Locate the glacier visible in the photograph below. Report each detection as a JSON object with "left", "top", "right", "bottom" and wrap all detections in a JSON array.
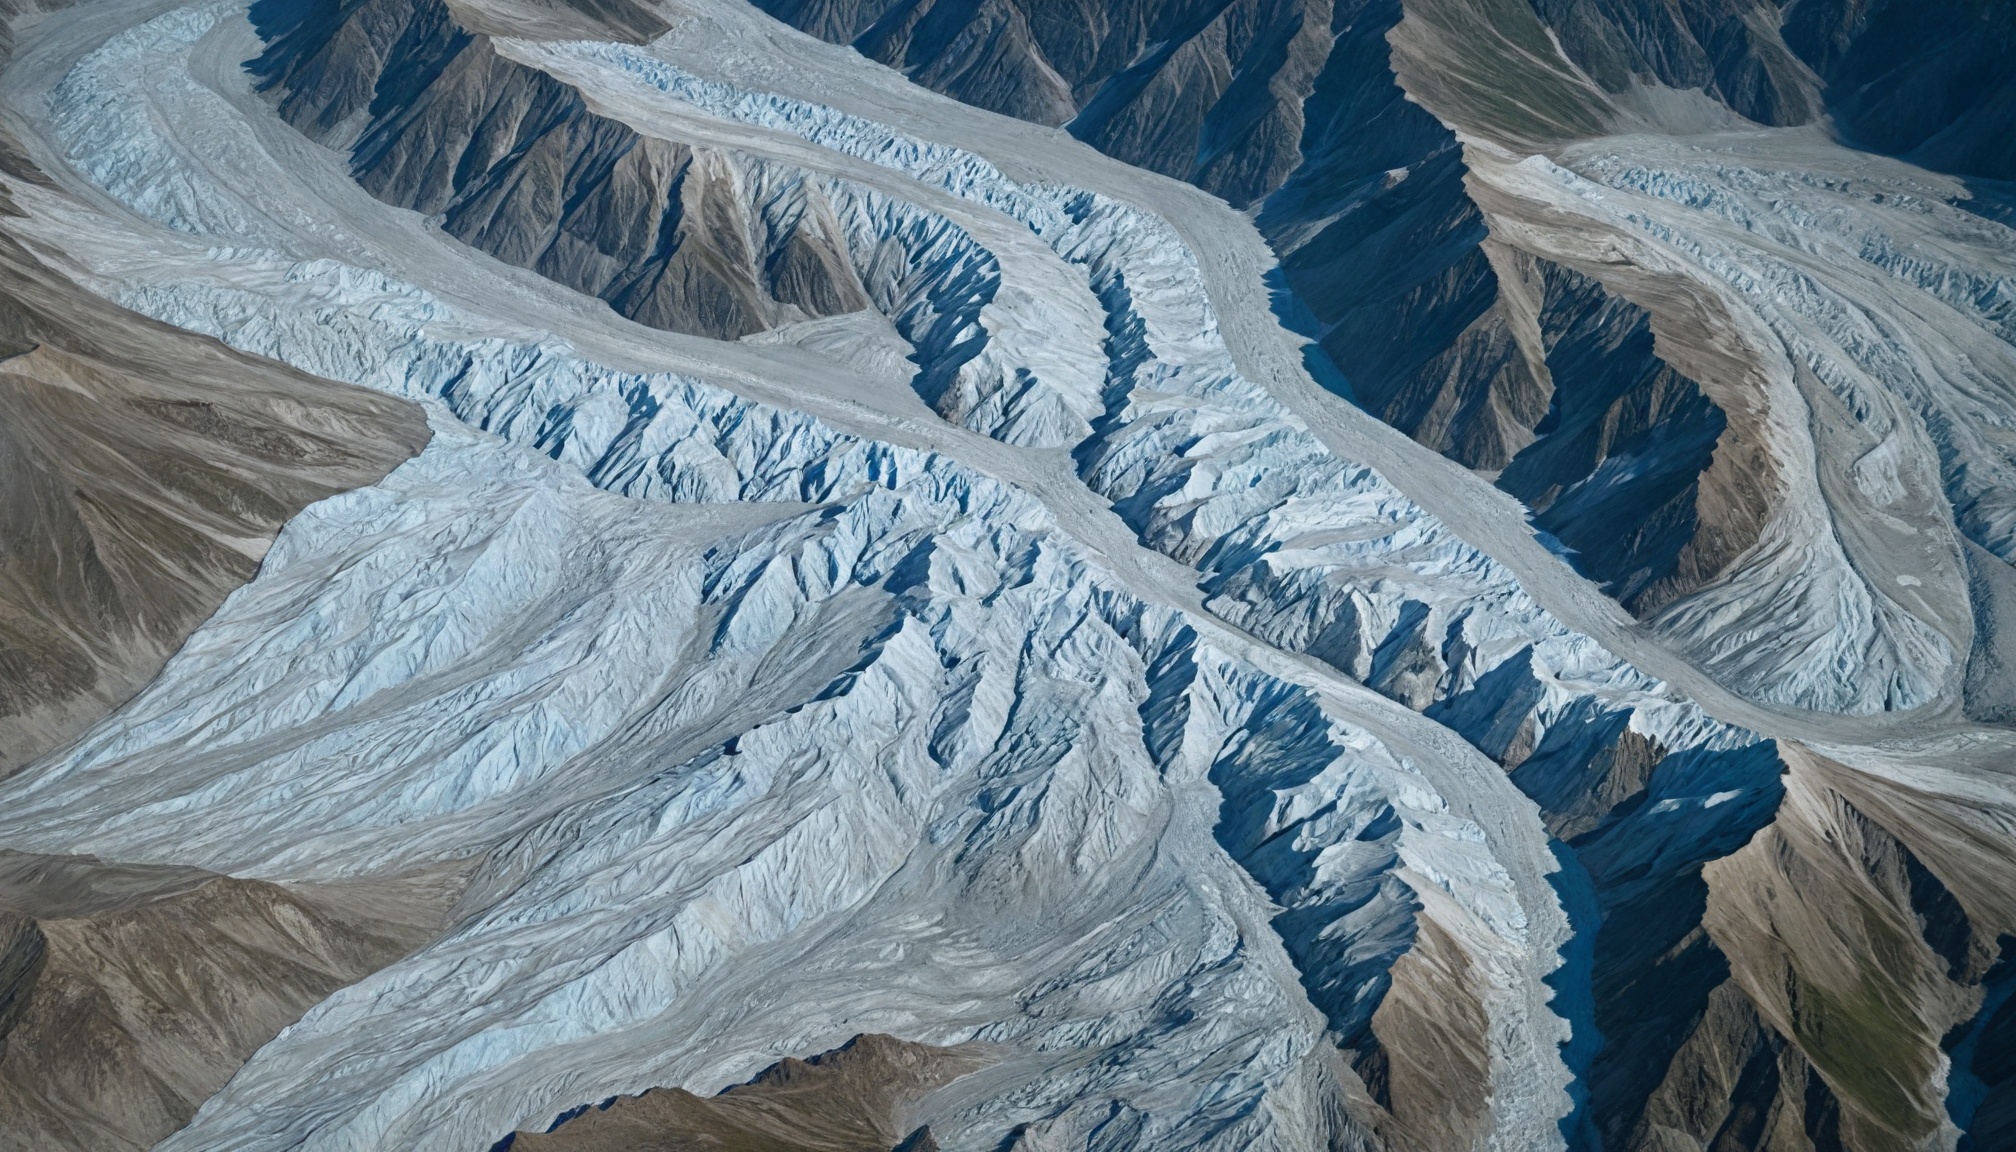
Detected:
[{"left": 11, "top": 0, "right": 1999, "bottom": 1148}]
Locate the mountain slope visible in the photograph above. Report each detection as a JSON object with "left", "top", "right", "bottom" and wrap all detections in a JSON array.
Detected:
[
  {"left": 0, "top": 212, "right": 426, "bottom": 776},
  {"left": 0, "top": 851, "right": 456, "bottom": 1152}
]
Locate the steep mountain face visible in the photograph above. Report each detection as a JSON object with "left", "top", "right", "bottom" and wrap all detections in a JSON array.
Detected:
[
  {"left": 1780, "top": 0, "right": 2016, "bottom": 180},
  {"left": 0, "top": 0, "right": 2011, "bottom": 1150},
  {"left": 752, "top": 0, "right": 1329, "bottom": 205},
  {"left": 251, "top": 0, "right": 868, "bottom": 340},
  {"left": 0, "top": 209, "right": 426, "bottom": 776},
  {"left": 0, "top": 851, "right": 455, "bottom": 1152}
]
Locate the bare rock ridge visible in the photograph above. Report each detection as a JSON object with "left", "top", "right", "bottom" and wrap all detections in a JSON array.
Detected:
[
  {"left": 497, "top": 1034, "right": 987, "bottom": 1151},
  {"left": 0, "top": 224, "right": 427, "bottom": 776},
  {"left": 250, "top": 0, "right": 873, "bottom": 341},
  {"left": 1492, "top": 255, "right": 1765, "bottom": 614},
  {"left": 1339, "top": 244, "right": 1767, "bottom": 614},
  {"left": 0, "top": 851, "right": 457, "bottom": 1152},
  {"left": 764, "top": 0, "right": 2011, "bottom": 181}
]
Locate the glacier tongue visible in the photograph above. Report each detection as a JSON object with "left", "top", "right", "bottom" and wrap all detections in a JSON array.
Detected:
[
  {"left": 0, "top": 336, "right": 1524, "bottom": 1150},
  {"left": 26, "top": 248, "right": 1554, "bottom": 1146}
]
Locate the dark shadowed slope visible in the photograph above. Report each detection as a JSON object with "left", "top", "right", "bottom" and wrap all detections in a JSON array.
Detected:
[{"left": 1782, "top": 0, "right": 2016, "bottom": 180}]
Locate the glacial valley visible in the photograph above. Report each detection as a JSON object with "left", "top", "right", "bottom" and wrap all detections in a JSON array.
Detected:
[{"left": 0, "top": 0, "right": 2011, "bottom": 1149}]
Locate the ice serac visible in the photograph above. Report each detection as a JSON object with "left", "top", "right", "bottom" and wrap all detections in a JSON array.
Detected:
[
  {"left": 0, "top": 209, "right": 426, "bottom": 776},
  {"left": 0, "top": 361, "right": 1423, "bottom": 1151}
]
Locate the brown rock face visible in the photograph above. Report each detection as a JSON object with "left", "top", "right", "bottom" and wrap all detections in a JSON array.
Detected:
[
  {"left": 1541, "top": 737, "right": 2016, "bottom": 1152},
  {"left": 501, "top": 1034, "right": 989, "bottom": 1152},
  {"left": 1700, "top": 750, "right": 2008, "bottom": 1152},
  {"left": 1351, "top": 916, "right": 1491, "bottom": 1152},
  {"left": 0, "top": 228, "right": 428, "bottom": 776},
  {"left": 0, "top": 852, "right": 459, "bottom": 1152},
  {"left": 1326, "top": 238, "right": 1773, "bottom": 616},
  {"left": 250, "top": 0, "right": 874, "bottom": 342},
  {"left": 1492, "top": 254, "right": 1768, "bottom": 615}
]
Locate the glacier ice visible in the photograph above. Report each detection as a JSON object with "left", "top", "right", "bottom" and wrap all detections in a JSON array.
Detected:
[{"left": 0, "top": 4, "right": 1871, "bottom": 1149}]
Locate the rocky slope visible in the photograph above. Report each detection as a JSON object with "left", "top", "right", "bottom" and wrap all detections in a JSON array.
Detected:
[
  {"left": 0, "top": 851, "right": 455, "bottom": 1152},
  {"left": 501, "top": 1033, "right": 985, "bottom": 1151},
  {"left": 0, "top": 208, "right": 425, "bottom": 775}
]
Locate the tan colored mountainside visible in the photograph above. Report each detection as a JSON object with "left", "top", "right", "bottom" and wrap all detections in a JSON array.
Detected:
[
  {"left": 504, "top": 1033, "right": 989, "bottom": 1152},
  {"left": 0, "top": 851, "right": 463, "bottom": 1152},
  {"left": 0, "top": 224, "right": 428, "bottom": 774}
]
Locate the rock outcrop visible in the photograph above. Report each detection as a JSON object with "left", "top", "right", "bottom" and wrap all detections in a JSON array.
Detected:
[
  {"left": 250, "top": 0, "right": 872, "bottom": 341},
  {"left": 0, "top": 851, "right": 455, "bottom": 1152},
  {"left": 502, "top": 1034, "right": 987, "bottom": 1151},
  {"left": 0, "top": 225, "right": 426, "bottom": 776}
]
